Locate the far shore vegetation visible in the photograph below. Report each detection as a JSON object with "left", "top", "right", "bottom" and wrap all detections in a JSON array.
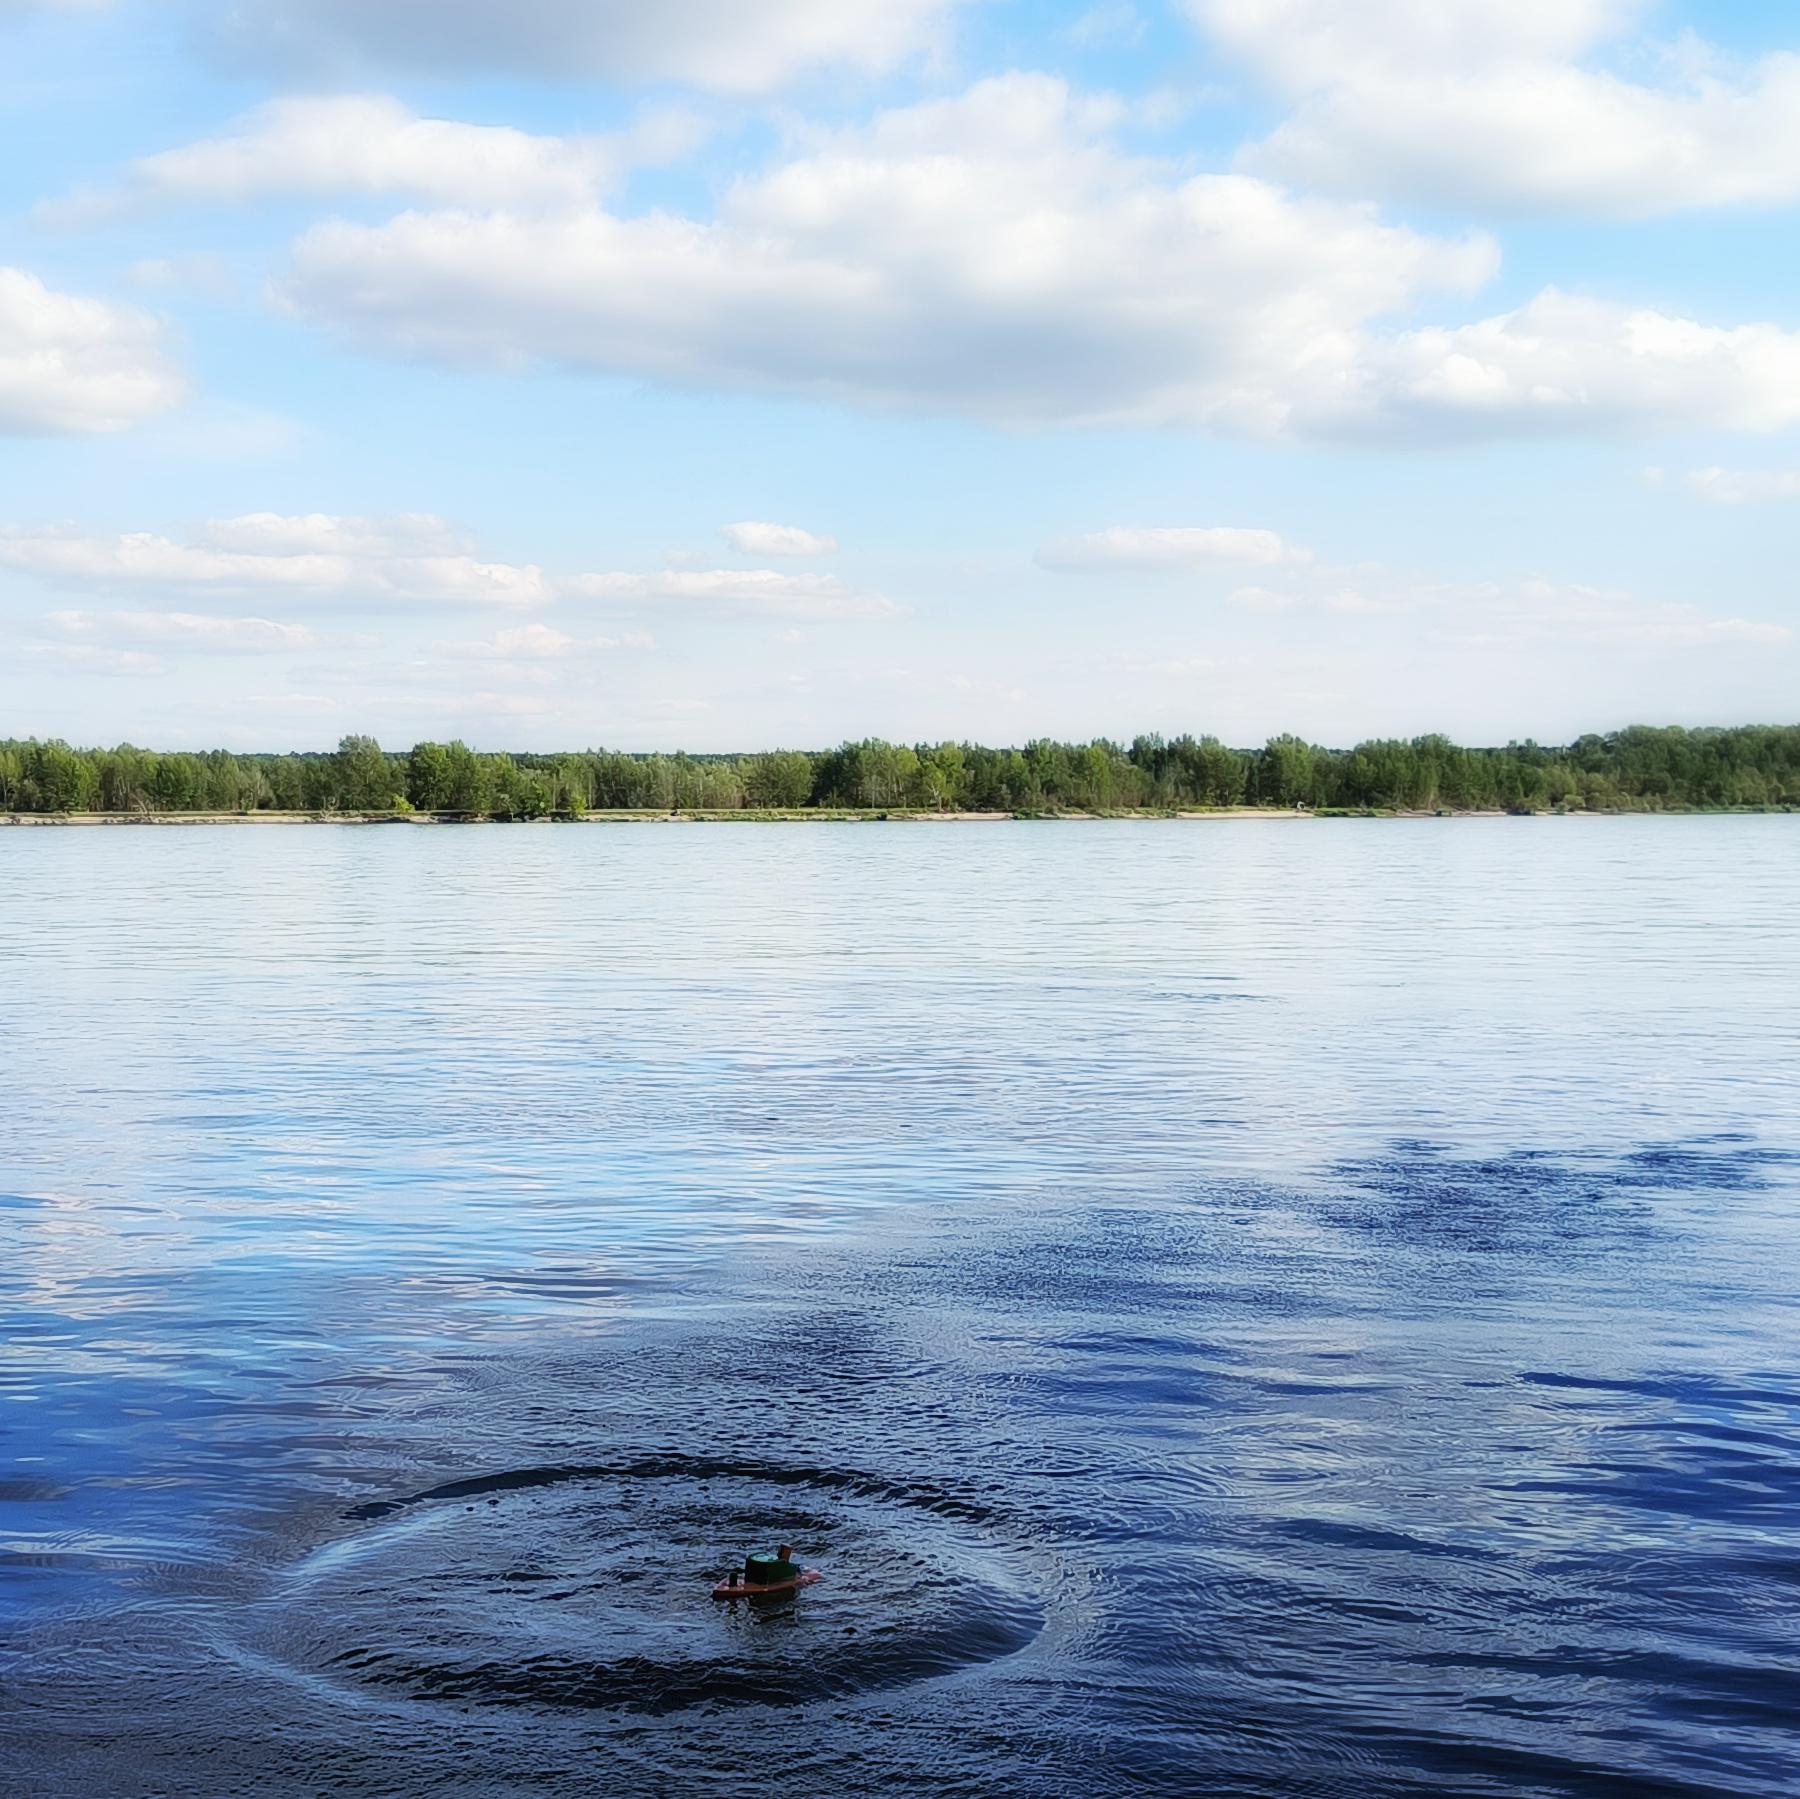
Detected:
[{"left": 2, "top": 725, "right": 1797, "bottom": 820}]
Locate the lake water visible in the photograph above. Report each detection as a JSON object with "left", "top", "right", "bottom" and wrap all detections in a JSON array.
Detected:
[{"left": 4, "top": 818, "right": 1799, "bottom": 1797}]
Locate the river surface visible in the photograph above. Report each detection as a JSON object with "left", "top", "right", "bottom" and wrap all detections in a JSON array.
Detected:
[{"left": 3, "top": 818, "right": 1799, "bottom": 1797}]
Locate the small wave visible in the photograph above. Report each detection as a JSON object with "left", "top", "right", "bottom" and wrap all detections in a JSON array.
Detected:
[{"left": 245, "top": 1460, "right": 1044, "bottom": 1717}]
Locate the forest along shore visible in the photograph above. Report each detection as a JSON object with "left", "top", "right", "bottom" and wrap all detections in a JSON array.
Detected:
[
  {"left": 7, "top": 807, "right": 1776, "bottom": 827},
  {"left": 3, "top": 726, "right": 1796, "bottom": 816},
  {"left": 2, "top": 808, "right": 1319, "bottom": 826}
]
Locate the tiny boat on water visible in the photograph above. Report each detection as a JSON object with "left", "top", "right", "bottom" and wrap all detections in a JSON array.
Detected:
[{"left": 711, "top": 1543, "right": 821, "bottom": 1599}]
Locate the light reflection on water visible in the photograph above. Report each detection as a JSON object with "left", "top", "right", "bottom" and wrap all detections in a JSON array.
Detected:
[{"left": 3, "top": 819, "right": 1799, "bottom": 1796}]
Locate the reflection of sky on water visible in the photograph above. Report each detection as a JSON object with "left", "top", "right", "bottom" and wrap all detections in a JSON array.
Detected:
[{"left": 4, "top": 820, "right": 1799, "bottom": 1795}]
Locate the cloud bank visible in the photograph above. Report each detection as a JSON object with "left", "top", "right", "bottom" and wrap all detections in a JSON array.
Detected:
[
  {"left": 265, "top": 76, "right": 1800, "bottom": 444},
  {"left": 1, "top": 514, "right": 897, "bottom": 621},
  {"left": 0, "top": 515, "right": 552, "bottom": 607}
]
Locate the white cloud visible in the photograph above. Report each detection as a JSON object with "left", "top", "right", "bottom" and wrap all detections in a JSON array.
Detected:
[
  {"left": 1188, "top": 0, "right": 1800, "bottom": 217},
  {"left": 1318, "top": 291, "right": 1800, "bottom": 443},
  {"left": 0, "top": 266, "right": 184, "bottom": 435},
  {"left": 0, "top": 516, "right": 550, "bottom": 607},
  {"left": 1038, "top": 525, "right": 1309, "bottom": 570},
  {"left": 48, "top": 608, "right": 316, "bottom": 651},
  {"left": 436, "top": 622, "right": 655, "bottom": 658},
  {"left": 722, "top": 520, "right": 838, "bottom": 557},
  {"left": 273, "top": 74, "right": 1800, "bottom": 444},
  {"left": 281, "top": 75, "right": 1504, "bottom": 438},
  {"left": 1685, "top": 467, "right": 1800, "bottom": 506},
  {"left": 567, "top": 568, "right": 898, "bottom": 620},
  {"left": 214, "top": 0, "right": 967, "bottom": 93},
  {"left": 46, "top": 96, "right": 707, "bottom": 222},
  {"left": 0, "top": 515, "right": 893, "bottom": 628}
]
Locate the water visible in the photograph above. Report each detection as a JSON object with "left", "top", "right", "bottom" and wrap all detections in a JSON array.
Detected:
[{"left": 3, "top": 818, "right": 1798, "bottom": 1797}]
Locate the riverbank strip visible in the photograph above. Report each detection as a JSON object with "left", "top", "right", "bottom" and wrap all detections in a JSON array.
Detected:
[{"left": 7, "top": 806, "right": 1788, "bottom": 827}]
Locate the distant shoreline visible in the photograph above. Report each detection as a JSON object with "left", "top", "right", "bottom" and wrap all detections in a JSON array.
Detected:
[
  {"left": 8, "top": 726, "right": 1793, "bottom": 815},
  {"left": 5, "top": 806, "right": 1791, "bottom": 828}
]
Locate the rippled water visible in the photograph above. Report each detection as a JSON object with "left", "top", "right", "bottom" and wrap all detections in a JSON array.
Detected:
[{"left": 4, "top": 819, "right": 1798, "bottom": 1797}]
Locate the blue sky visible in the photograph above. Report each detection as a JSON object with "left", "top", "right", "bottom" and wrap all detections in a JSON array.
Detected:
[{"left": 2, "top": 0, "right": 1797, "bottom": 751}]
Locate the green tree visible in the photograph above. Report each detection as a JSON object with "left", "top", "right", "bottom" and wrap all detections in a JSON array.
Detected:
[
  {"left": 333, "top": 735, "right": 391, "bottom": 812},
  {"left": 407, "top": 741, "right": 454, "bottom": 811},
  {"left": 745, "top": 751, "right": 814, "bottom": 808},
  {"left": 1256, "top": 735, "right": 1321, "bottom": 808},
  {"left": 915, "top": 742, "right": 968, "bottom": 811}
]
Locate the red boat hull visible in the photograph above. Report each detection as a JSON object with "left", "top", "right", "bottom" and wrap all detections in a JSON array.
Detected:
[{"left": 711, "top": 1569, "right": 822, "bottom": 1600}]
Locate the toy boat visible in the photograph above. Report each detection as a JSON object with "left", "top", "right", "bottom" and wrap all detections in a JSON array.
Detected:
[{"left": 711, "top": 1543, "right": 821, "bottom": 1600}]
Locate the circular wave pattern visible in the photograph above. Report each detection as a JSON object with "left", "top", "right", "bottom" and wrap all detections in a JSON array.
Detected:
[{"left": 251, "top": 1458, "right": 1044, "bottom": 1715}]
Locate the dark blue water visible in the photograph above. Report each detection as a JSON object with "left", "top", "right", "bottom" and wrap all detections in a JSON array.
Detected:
[{"left": 4, "top": 819, "right": 1798, "bottom": 1797}]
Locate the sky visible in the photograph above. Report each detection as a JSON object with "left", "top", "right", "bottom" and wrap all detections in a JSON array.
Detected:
[{"left": 2, "top": 0, "right": 1798, "bottom": 753}]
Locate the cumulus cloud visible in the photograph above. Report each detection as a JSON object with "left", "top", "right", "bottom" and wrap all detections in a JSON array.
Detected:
[
  {"left": 0, "top": 266, "right": 184, "bottom": 435},
  {"left": 1037, "top": 526, "right": 1309, "bottom": 570},
  {"left": 0, "top": 515, "right": 550, "bottom": 607},
  {"left": 48, "top": 608, "right": 316, "bottom": 650},
  {"left": 1188, "top": 0, "right": 1800, "bottom": 217},
  {"left": 212, "top": 0, "right": 966, "bottom": 93},
  {"left": 722, "top": 521, "right": 838, "bottom": 557},
  {"left": 1685, "top": 467, "right": 1800, "bottom": 506},
  {"left": 566, "top": 568, "right": 898, "bottom": 620},
  {"left": 280, "top": 75, "right": 1504, "bottom": 438},
  {"left": 271, "top": 74, "right": 1800, "bottom": 444},
  {"left": 1319, "top": 291, "right": 1800, "bottom": 443},
  {"left": 436, "top": 622, "right": 655, "bottom": 658},
  {"left": 45, "top": 96, "right": 706, "bottom": 222}
]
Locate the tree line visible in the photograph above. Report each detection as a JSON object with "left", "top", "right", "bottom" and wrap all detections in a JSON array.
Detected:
[{"left": 2, "top": 725, "right": 1797, "bottom": 817}]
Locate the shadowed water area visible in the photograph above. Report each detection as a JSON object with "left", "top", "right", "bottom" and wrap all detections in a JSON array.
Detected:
[{"left": 3, "top": 819, "right": 1798, "bottom": 1797}]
